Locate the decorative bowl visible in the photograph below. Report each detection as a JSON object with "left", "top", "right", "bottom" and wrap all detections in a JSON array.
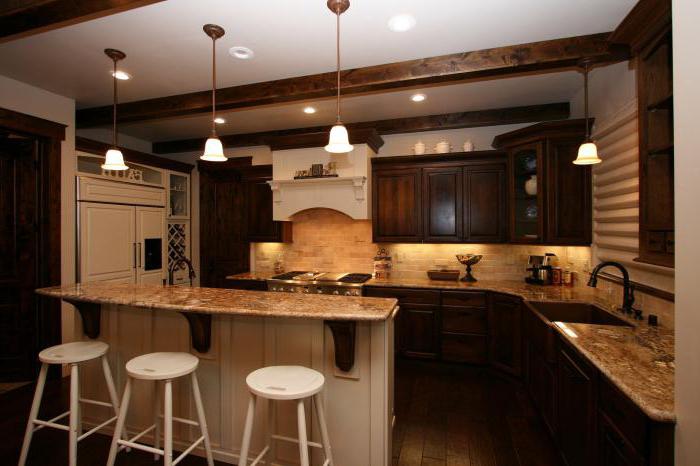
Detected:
[{"left": 455, "top": 254, "right": 482, "bottom": 282}]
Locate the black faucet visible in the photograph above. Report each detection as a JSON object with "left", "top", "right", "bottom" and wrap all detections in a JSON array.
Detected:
[
  {"left": 587, "top": 261, "right": 640, "bottom": 319},
  {"left": 168, "top": 252, "right": 196, "bottom": 286}
]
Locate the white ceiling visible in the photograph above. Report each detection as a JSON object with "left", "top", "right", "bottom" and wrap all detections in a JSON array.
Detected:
[
  {"left": 118, "top": 71, "right": 582, "bottom": 142},
  {"left": 0, "top": 0, "right": 635, "bottom": 109}
]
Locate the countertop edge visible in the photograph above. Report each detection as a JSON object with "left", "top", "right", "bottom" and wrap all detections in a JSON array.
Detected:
[{"left": 36, "top": 287, "right": 399, "bottom": 322}]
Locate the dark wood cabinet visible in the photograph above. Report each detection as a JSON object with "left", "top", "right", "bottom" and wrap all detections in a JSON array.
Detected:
[
  {"left": 598, "top": 413, "right": 645, "bottom": 466},
  {"left": 372, "top": 152, "right": 507, "bottom": 244},
  {"left": 422, "top": 166, "right": 463, "bottom": 242},
  {"left": 488, "top": 293, "right": 522, "bottom": 376},
  {"left": 493, "top": 120, "right": 593, "bottom": 245},
  {"left": 242, "top": 166, "right": 292, "bottom": 243},
  {"left": 546, "top": 138, "right": 592, "bottom": 244},
  {"left": 399, "top": 304, "right": 440, "bottom": 359},
  {"left": 557, "top": 343, "right": 597, "bottom": 466},
  {"left": 372, "top": 168, "right": 423, "bottom": 242},
  {"left": 464, "top": 165, "right": 507, "bottom": 242},
  {"left": 610, "top": 0, "right": 673, "bottom": 267}
]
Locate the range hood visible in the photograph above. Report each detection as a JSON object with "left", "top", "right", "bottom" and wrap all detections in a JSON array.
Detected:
[{"left": 268, "top": 144, "right": 375, "bottom": 220}]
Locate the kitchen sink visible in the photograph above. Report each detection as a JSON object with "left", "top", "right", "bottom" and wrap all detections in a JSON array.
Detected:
[{"left": 527, "top": 301, "right": 633, "bottom": 327}]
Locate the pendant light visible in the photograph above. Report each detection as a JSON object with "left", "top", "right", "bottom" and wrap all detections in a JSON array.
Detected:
[
  {"left": 324, "top": 0, "right": 354, "bottom": 154},
  {"left": 200, "top": 24, "right": 227, "bottom": 162},
  {"left": 101, "top": 49, "right": 129, "bottom": 171},
  {"left": 573, "top": 58, "right": 602, "bottom": 165}
]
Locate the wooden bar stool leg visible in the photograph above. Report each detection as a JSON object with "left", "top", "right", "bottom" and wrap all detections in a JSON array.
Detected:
[
  {"left": 153, "top": 380, "right": 161, "bottom": 460},
  {"left": 313, "top": 393, "right": 334, "bottom": 466},
  {"left": 266, "top": 398, "right": 276, "bottom": 465},
  {"left": 297, "top": 399, "right": 310, "bottom": 466},
  {"left": 107, "top": 377, "right": 132, "bottom": 466},
  {"left": 18, "top": 363, "right": 48, "bottom": 466},
  {"left": 239, "top": 393, "right": 257, "bottom": 466},
  {"left": 164, "top": 380, "right": 173, "bottom": 466},
  {"left": 192, "top": 372, "right": 215, "bottom": 466},
  {"left": 68, "top": 364, "right": 80, "bottom": 466}
]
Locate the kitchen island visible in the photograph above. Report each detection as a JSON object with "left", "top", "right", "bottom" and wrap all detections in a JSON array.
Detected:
[{"left": 37, "top": 282, "right": 398, "bottom": 466}]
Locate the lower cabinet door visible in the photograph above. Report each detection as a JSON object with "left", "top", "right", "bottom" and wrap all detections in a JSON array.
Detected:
[
  {"left": 526, "top": 343, "right": 557, "bottom": 436},
  {"left": 441, "top": 333, "right": 488, "bottom": 363},
  {"left": 488, "top": 293, "right": 523, "bottom": 376},
  {"left": 398, "top": 305, "right": 440, "bottom": 359},
  {"left": 557, "top": 345, "right": 597, "bottom": 466},
  {"left": 598, "top": 413, "right": 645, "bottom": 466}
]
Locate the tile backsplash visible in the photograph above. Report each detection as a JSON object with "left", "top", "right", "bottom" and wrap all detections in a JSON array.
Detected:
[{"left": 252, "top": 208, "right": 591, "bottom": 280}]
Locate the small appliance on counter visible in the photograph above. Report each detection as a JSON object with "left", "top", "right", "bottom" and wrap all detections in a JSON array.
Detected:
[{"left": 525, "top": 253, "right": 557, "bottom": 285}]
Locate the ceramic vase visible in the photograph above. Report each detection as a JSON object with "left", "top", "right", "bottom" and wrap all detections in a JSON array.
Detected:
[{"left": 525, "top": 174, "right": 537, "bottom": 195}]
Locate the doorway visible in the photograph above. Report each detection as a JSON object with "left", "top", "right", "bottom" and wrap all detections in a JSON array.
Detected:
[{"left": 0, "top": 108, "right": 65, "bottom": 383}]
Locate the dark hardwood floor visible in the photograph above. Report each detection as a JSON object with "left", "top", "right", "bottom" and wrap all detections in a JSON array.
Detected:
[
  {"left": 1, "top": 361, "right": 560, "bottom": 466},
  {"left": 393, "top": 360, "right": 562, "bottom": 466}
]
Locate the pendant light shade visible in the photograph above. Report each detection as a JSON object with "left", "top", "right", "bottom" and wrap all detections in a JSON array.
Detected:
[
  {"left": 325, "top": 0, "right": 353, "bottom": 154},
  {"left": 201, "top": 136, "right": 227, "bottom": 161},
  {"left": 574, "top": 58, "right": 602, "bottom": 166},
  {"left": 102, "top": 148, "right": 128, "bottom": 170},
  {"left": 102, "top": 48, "right": 128, "bottom": 171},
  {"left": 574, "top": 142, "right": 601, "bottom": 165},
  {"left": 325, "top": 123, "right": 354, "bottom": 153},
  {"left": 201, "top": 24, "right": 227, "bottom": 162}
]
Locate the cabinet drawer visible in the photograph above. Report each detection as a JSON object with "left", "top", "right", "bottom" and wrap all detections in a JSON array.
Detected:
[
  {"left": 442, "top": 308, "right": 487, "bottom": 335},
  {"left": 441, "top": 333, "right": 487, "bottom": 363},
  {"left": 364, "top": 286, "right": 440, "bottom": 305},
  {"left": 599, "top": 377, "right": 648, "bottom": 452},
  {"left": 441, "top": 291, "right": 487, "bottom": 308}
]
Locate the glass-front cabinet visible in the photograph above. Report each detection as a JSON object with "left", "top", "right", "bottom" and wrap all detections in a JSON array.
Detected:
[
  {"left": 510, "top": 143, "right": 544, "bottom": 242},
  {"left": 167, "top": 172, "right": 190, "bottom": 219}
]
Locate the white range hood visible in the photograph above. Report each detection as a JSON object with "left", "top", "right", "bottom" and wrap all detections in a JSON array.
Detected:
[{"left": 269, "top": 144, "right": 375, "bottom": 220}]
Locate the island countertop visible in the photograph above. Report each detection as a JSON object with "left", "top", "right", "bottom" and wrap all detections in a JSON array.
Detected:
[{"left": 36, "top": 282, "right": 398, "bottom": 321}]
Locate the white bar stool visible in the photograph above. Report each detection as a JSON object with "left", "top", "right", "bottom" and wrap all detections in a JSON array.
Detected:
[
  {"left": 106, "top": 352, "right": 214, "bottom": 466},
  {"left": 18, "top": 341, "right": 122, "bottom": 466},
  {"left": 239, "top": 365, "right": 333, "bottom": 466}
]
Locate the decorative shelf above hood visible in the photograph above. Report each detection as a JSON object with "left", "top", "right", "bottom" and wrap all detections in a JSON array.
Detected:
[{"left": 267, "top": 176, "right": 368, "bottom": 220}]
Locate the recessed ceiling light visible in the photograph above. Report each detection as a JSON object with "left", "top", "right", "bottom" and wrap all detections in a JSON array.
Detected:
[
  {"left": 411, "top": 93, "right": 426, "bottom": 102},
  {"left": 303, "top": 106, "right": 317, "bottom": 114},
  {"left": 214, "top": 117, "right": 226, "bottom": 124},
  {"left": 229, "top": 46, "right": 254, "bottom": 60},
  {"left": 111, "top": 70, "right": 131, "bottom": 80},
  {"left": 388, "top": 14, "right": 416, "bottom": 32}
]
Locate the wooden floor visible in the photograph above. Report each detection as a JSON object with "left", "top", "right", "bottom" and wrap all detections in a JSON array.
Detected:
[
  {"left": 393, "top": 360, "right": 562, "bottom": 466},
  {"left": 1, "top": 361, "right": 561, "bottom": 466}
]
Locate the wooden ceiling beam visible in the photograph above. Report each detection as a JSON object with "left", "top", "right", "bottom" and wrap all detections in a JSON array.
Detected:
[
  {"left": 0, "top": 1, "right": 165, "bottom": 44},
  {"left": 79, "top": 33, "right": 625, "bottom": 128},
  {"left": 152, "top": 102, "right": 569, "bottom": 154}
]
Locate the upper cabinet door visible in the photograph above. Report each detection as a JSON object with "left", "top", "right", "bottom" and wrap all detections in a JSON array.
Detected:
[
  {"left": 167, "top": 172, "right": 190, "bottom": 219},
  {"left": 509, "top": 143, "right": 544, "bottom": 243},
  {"left": 546, "top": 139, "right": 592, "bottom": 245},
  {"left": 373, "top": 168, "right": 423, "bottom": 242},
  {"left": 423, "top": 166, "right": 463, "bottom": 242},
  {"left": 464, "top": 164, "right": 506, "bottom": 242},
  {"left": 246, "top": 179, "right": 293, "bottom": 243}
]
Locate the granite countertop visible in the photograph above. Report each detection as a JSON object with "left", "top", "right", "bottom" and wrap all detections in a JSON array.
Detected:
[
  {"left": 555, "top": 322, "right": 674, "bottom": 422},
  {"left": 36, "top": 282, "right": 398, "bottom": 321},
  {"left": 228, "top": 272, "right": 674, "bottom": 422}
]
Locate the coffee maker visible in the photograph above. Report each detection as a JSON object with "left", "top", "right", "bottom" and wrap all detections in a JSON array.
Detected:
[{"left": 525, "top": 253, "right": 557, "bottom": 285}]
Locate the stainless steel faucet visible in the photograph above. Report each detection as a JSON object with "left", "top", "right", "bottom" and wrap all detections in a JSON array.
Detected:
[
  {"left": 168, "top": 252, "right": 196, "bottom": 286},
  {"left": 587, "top": 261, "right": 641, "bottom": 319}
]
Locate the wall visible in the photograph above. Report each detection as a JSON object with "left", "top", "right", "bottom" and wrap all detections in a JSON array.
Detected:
[
  {"left": 570, "top": 61, "right": 674, "bottom": 327},
  {"left": 77, "top": 127, "right": 154, "bottom": 154},
  {"left": 252, "top": 208, "right": 591, "bottom": 281},
  {"left": 673, "top": 0, "right": 700, "bottom": 463},
  {"left": 0, "top": 74, "right": 78, "bottom": 343}
]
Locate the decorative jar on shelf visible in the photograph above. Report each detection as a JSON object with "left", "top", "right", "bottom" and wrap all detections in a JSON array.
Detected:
[
  {"left": 435, "top": 141, "right": 451, "bottom": 153},
  {"left": 463, "top": 140, "right": 474, "bottom": 152},
  {"left": 413, "top": 141, "right": 426, "bottom": 155},
  {"left": 524, "top": 174, "right": 538, "bottom": 195}
]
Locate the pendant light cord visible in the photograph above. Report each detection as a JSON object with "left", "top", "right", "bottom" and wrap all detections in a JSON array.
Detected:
[
  {"left": 584, "top": 63, "right": 590, "bottom": 141},
  {"left": 211, "top": 35, "right": 217, "bottom": 136},
  {"left": 112, "top": 58, "right": 118, "bottom": 148},
  {"left": 336, "top": 9, "right": 341, "bottom": 124}
]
